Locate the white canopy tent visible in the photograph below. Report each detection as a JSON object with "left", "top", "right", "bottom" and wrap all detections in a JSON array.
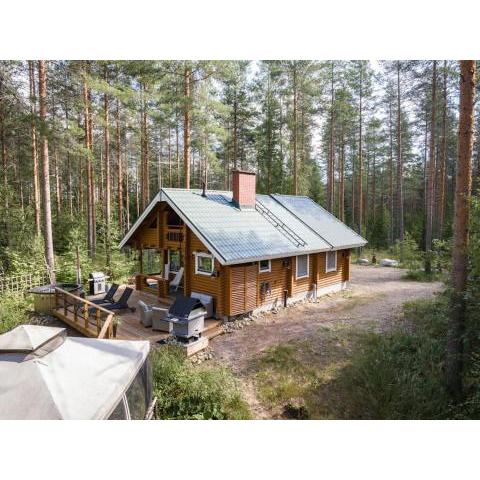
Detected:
[{"left": 0, "top": 325, "right": 151, "bottom": 420}]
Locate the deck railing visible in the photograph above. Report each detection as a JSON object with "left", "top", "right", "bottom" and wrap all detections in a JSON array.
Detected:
[
  {"left": 53, "top": 287, "right": 116, "bottom": 339},
  {"left": 0, "top": 271, "right": 50, "bottom": 296}
]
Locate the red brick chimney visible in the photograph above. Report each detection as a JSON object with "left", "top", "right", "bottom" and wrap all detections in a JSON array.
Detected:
[{"left": 232, "top": 170, "right": 256, "bottom": 209}]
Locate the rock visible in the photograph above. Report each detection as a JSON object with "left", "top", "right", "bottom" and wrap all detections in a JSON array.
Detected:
[
  {"left": 357, "top": 258, "right": 370, "bottom": 265},
  {"left": 380, "top": 258, "right": 399, "bottom": 267}
]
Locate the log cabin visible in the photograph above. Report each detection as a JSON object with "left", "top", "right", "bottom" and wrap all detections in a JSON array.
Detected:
[{"left": 119, "top": 170, "right": 367, "bottom": 320}]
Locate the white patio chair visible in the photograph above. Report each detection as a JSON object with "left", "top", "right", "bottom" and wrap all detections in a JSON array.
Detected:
[{"left": 169, "top": 267, "right": 184, "bottom": 292}]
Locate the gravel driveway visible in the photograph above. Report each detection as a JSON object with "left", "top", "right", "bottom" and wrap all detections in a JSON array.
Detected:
[{"left": 210, "top": 265, "right": 444, "bottom": 374}]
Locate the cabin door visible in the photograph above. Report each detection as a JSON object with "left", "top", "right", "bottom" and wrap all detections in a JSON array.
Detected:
[{"left": 230, "top": 264, "right": 257, "bottom": 315}]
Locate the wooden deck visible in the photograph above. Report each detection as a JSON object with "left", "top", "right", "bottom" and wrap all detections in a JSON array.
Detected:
[{"left": 51, "top": 284, "right": 223, "bottom": 345}]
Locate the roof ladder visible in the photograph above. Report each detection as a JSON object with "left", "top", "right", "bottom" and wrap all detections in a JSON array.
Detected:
[{"left": 255, "top": 199, "right": 307, "bottom": 248}]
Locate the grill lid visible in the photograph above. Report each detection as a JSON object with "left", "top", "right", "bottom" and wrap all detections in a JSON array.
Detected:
[
  {"left": 89, "top": 272, "right": 106, "bottom": 280},
  {"left": 169, "top": 295, "right": 204, "bottom": 318}
]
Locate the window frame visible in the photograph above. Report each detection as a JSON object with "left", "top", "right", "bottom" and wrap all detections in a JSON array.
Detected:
[
  {"left": 258, "top": 259, "right": 271, "bottom": 273},
  {"left": 325, "top": 250, "right": 337, "bottom": 273},
  {"left": 195, "top": 252, "right": 214, "bottom": 276},
  {"left": 295, "top": 254, "right": 309, "bottom": 280},
  {"left": 168, "top": 249, "right": 181, "bottom": 273}
]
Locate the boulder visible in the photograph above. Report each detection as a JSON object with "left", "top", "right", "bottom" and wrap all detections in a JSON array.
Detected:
[
  {"left": 380, "top": 258, "right": 399, "bottom": 267},
  {"left": 357, "top": 258, "right": 370, "bottom": 265}
]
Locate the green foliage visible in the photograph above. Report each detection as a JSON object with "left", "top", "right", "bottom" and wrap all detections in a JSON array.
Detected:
[
  {"left": 0, "top": 293, "right": 32, "bottom": 334},
  {"left": 367, "top": 207, "right": 391, "bottom": 250},
  {"left": 151, "top": 346, "right": 251, "bottom": 420},
  {"left": 1, "top": 236, "right": 46, "bottom": 276},
  {"left": 392, "top": 232, "right": 422, "bottom": 269},
  {"left": 329, "top": 296, "right": 452, "bottom": 419}
]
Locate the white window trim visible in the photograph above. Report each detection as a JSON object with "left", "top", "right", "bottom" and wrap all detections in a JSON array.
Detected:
[
  {"left": 326, "top": 250, "right": 337, "bottom": 273},
  {"left": 168, "top": 249, "right": 181, "bottom": 273},
  {"left": 195, "top": 252, "right": 214, "bottom": 276},
  {"left": 258, "top": 259, "right": 271, "bottom": 273},
  {"left": 295, "top": 254, "right": 309, "bottom": 279}
]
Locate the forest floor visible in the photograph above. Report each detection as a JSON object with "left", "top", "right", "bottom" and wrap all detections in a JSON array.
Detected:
[{"left": 209, "top": 265, "right": 444, "bottom": 419}]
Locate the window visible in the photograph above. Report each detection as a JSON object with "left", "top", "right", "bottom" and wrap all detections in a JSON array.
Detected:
[
  {"left": 296, "top": 254, "right": 309, "bottom": 279},
  {"left": 195, "top": 252, "right": 214, "bottom": 276},
  {"left": 168, "top": 250, "right": 181, "bottom": 273},
  {"left": 259, "top": 259, "right": 271, "bottom": 273},
  {"left": 108, "top": 396, "right": 128, "bottom": 420},
  {"left": 125, "top": 369, "right": 148, "bottom": 420},
  {"left": 326, "top": 250, "right": 337, "bottom": 273}
]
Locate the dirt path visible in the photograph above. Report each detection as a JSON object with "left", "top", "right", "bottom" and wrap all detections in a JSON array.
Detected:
[{"left": 210, "top": 265, "right": 443, "bottom": 374}]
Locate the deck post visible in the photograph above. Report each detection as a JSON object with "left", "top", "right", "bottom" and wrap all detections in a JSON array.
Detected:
[
  {"left": 108, "top": 315, "right": 114, "bottom": 338},
  {"left": 95, "top": 310, "right": 101, "bottom": 335},
  {"left": 84, "top": 304, "right": 89, "bottom": 330},
  {"left": 63, "top": 292, "right": 67, "bottom": 316},
  {"left": 139, "top": 247, "right": 143, "bottom": 274}
]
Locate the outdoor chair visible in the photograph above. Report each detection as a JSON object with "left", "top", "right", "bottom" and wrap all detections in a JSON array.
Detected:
[
  {"left": 137, "top": 300, "right": 171, "bottom": 332},
  {"left": 91, "top": 287, "right": 134, "bottom": 314},
  {"left": 138, "top": 300, "right": 153, "bottom": 327},
  {"left": 89, "top": 283, "right": 119, "bottom": 305},
  {"left": 169, "top": 267, "right": 184, "bottom": 293},
  {"left": 151, "top": 306, "right": 172, "bottom": 332}
]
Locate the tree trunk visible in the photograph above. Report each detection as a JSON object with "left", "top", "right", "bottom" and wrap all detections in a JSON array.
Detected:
[
  {"left": 140, "top": 83, "right": 149, "bottom": 209},
  {"left": 327, "top": 62, "right": 335, "bottom": 211},
  {"left": 0, "top": 72, "right": 8, "bottom": 225},
  {"left": 83, "top": 64, "right": 95, "bottom": 257},
  {"left": 104, "top": 67, "right": 111, "bottom": 265},
  {"left": 233, "top": 95, "right": 238, "bottom": 170},
  {"left": 438, "top": 61, "right": 448, "bottom": 239},
  {"left": 53, "top": 142, "right": 61, "bottom": 217},
  {"left": 396, "top": 62, "right": 404, "bottom": 260},
  {"left": 116, "top": 101, "right": 123, "bottom": 232},
  {"left": 183, "top": 65, "right": 191, "bottom": 189},
  {"left": 388, "top": 98, "right": 394, "bottom": 245},
  {"left": 358, "top": 62, "right": 363, "bottom": 236},
  {"left": 339, "top": 127, "right": 345, "bottom": 222},
  {"left": 425, "top": 61, "right": 437, "bottom": 274},
  {"left": 446, "top": 60, "right": 476, "bottom": 399},
  {"left": 28, "top": 61, "right": 42, "bottom": 236},
  {"left": 292, "top": 66, "right": 298, "bottom": 195},
  {"left": 38, "top": 61, "right": 56, "bottom": 283}
]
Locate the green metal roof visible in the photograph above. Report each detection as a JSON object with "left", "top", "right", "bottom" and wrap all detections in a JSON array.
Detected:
[{"left": 119, "top": 188, "right": 367, "bottom": 265}]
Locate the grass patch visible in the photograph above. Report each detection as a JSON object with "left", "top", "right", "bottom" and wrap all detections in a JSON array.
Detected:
[
  {"left": 250, "top": 295, "right": 480, "bottom": 419},
  {"left": 0, "top": 292, "right": 32, "bottom": 334},
  {"left": 252, "top": 344, "right": 317, "bottom": 409},
  {"left": 403, "top": 269, "right": 445, "bottom": 282},
  {"left": 251, "top": 327, "right": 359, "bottom": 418},
  {"left": 151, "top": 345, "right": 251, "bottom": 420}
]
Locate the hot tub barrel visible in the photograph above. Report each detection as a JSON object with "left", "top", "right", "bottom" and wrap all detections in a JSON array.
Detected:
[{"left": 29, "top": 283, "right": 83, "bottom": 314}]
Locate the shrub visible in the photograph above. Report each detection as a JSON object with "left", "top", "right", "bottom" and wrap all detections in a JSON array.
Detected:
[
  {"left": 151, "top": 346, "right": 251, "bottom": 420},
  {"left": 0, "top": 292, "right": 32, "bottom": 334}
]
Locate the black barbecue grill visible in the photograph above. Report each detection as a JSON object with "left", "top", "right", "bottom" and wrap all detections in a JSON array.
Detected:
[{"left": 167, "top": 295, "right": 206, "bottom": 342}]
